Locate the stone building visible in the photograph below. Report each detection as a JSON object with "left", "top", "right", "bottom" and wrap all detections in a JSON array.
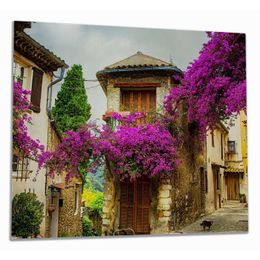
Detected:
[
  {"left": 224, "top": 113, "right": 247, "bottom": 202},
  {"left": 240, "top": 111, "right": 248, "bottom": 200},
  {"left": 205, "top": 111, "right": 248, "bottom": 212},
  {"left": 205, "top": 123, "right": 228, "bottom": 214},
  {"left": 45, "top": 121, "right": 83, "bottom": 238},
  {"left": 12, "top": 21, "right": 68, "bottom": 236},
  {"left": 97, "top": 51, "right": 205, "bottom": 235}
]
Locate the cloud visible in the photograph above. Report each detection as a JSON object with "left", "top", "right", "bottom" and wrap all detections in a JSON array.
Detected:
[{"left": 26, "top": 22, "right": 208, "bottom": 123}]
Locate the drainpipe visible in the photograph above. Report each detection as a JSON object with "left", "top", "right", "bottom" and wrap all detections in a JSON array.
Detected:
[
  {"left": 45, "top": 66, "right": 66, "bottom": 197},
  {"left": 46, "top": 66, "right": 66, "bottom": 116}
]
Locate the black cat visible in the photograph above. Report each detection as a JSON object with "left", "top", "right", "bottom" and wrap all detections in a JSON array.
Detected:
[{"left": 200, "top": 220, "right": 213, "bottom": 231}]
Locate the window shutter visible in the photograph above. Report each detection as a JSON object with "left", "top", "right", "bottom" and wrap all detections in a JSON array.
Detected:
[
  {"left": 135, "top": 181, "right": 150, "bottom": 234},
  {"left": 30, "top": 67, "right": 43, "bottom": 113},
  {"left": 120, "top": 181, "right": 134, "bottom": 230},
  {"left": 120, "top": 176, "right": 151, "bottom": 234},
  {"left": 121, "top": 90, "right": 156, "bottom": 113}
]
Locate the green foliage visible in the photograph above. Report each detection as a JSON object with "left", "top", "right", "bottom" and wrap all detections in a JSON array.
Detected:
[
  {"left": 52, "top": 64, "right": 91, "bottom": 134},
  {"left": 82, "top": 188, "right": 104, "bottom": 216},
  {"left": 84, "top": 169, "right": 104, "bottom": 192},
  {"left": 82, "top": 216, "right": 95, "bottom": 236},
  {"left": 82, "top": 172, "right": 104, "bottom": 216},
  {"left": 12, "top": 192, "right": 44, "bottom": 238},
  {"left": 89, "top": 192, "right": 104, "bottom": 216}
]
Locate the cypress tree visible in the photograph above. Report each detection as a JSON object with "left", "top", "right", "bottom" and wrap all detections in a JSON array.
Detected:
[{"left": 52, "top": 64, "right": 91, "bottom": 134}]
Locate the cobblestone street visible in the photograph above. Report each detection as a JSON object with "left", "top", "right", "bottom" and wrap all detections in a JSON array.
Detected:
[{"left": 179, "top": 201, "right": 248, "bottom": 234}]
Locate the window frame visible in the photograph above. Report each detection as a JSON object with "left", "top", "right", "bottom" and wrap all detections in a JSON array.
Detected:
[
  {"left": 12, "top": 155, "right": 31, "bottom": 181},
  {"left": 211, "top": 132, "right": 215, "bottom": 147},
  {"left": 30, "top": 67, "right": 43, "bottom": 113},
  {"left": 227, "top": 140, "right": 236, "bottom": 154},
  {"left": 221, "top": 134, "right": 224, "bottom": 160}
]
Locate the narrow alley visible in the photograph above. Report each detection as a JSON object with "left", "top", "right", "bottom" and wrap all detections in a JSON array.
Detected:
[{"left": 179, "top": 201, "right": 248, "bottom": 234}]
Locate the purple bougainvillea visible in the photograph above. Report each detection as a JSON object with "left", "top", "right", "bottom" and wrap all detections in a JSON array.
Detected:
[
  {"left": 164, "top": 32, "right": 246, "bottom": 137},
  {"left": 13, "top": 81, "right": 44, "bottom": 159},
  {"left": 99, "top": 114, "right": 180, "bottom": 180},
  {"left": 38, "top": 125, "right": 101, "bottom": 182},
  {"left": 38, "top": 113, "right": 180, "bottom": 182},
  {"left": 25, "top": 32, "right": 247, "bottom": 183}
]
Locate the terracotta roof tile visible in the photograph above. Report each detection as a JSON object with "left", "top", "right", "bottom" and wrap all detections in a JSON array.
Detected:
[{"left": 105, "top": 51, "right": 174, "bottom": 69}]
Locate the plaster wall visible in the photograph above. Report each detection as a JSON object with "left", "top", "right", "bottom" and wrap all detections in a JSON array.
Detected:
[{"left": 12, "top": 53, "right": 52, "bottom": 236}]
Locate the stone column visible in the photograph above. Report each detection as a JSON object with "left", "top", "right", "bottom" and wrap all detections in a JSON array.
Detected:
[
  {"left": 107, "top": 83, "right": 120, "bottom": 112},
  {"left": 157, "top": 178, "right": 172, "bottom": 233},
  {"left": 101, "top": 169, "right": 116, "bottom": 235}
]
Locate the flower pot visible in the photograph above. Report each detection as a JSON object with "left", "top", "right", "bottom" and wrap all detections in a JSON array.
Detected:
[{"left": 48, "top": 204, "right": 56, "bottom": 213}]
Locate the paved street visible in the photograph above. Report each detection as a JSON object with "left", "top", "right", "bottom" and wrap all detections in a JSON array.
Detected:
[{"left": 179, "top": 201, "right": 248, "bottom": 234}]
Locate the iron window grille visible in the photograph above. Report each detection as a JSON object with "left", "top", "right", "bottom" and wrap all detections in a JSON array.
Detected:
[{"left": 12, "top": 155, "right": 32, "bottom": 180}]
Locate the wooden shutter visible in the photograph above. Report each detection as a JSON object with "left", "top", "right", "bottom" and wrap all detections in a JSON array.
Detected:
[
  {"left": 135, "top": 180, "right": 150, "bottom": 234},
  {"left": 120, "top": 181, "right": 134, "bottom": 230},
  {"left": 121, "top": 90, "right": 156, "bottom": 113},
  {"left": 120, "top": 176, "right": 151, "bottom": 234},
  {"left": 30, "top": 67, "right": 43, "bottom": 113}
]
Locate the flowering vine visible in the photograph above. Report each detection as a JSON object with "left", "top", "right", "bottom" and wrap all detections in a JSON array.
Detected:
[
  {"left": 13, "top": 81, "right": 44, "bottom": 159},
  {"left": 38, "top": 32, "right": 247, "bottom": 182},
  {"left": 99, "top": 113, "right": 180, "bottom": 180},
  {"left": 38, "top": 113, "right": 180, "bottom": 182},
  {"left": 38, "top": 125, "right": 102, "bottom": 183},
  {"left": 164, "top": 32, "right": 246, "bottom": 138}
]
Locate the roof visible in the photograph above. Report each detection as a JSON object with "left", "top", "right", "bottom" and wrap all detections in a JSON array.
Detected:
[
  {"left": 105, "top": 51, "right": 174, "bottom": 69},
  {"left": 14, "top": 21, "right": 68, "bottom": 72},
  {"left": 225, "top": 167, "right": 244, "bottom": 174},
  {"left": 97, "top": 51, "right": 182, "bottom": 94},
  {"left": 49, "top": 183, "right": 65, "bottom": 190},
  {"left": 217, "top": 121, "right": 229, "bottom": 134}
]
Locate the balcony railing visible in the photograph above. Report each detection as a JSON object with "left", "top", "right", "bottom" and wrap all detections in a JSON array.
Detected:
[{"left": 103, "top": 111, "right": 162, "bottom": 129}]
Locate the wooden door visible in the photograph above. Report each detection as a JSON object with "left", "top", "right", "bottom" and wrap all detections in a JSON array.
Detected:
[
  {"left": 121, "top": 89, "right": 156, "bottom": 113},
  {"left": 226, "top": 174, "right": 240, "bottom": 200},
  {"left": 213, "top": 167, "right": 221, "bottom": 209},
  {"left": 120, "top": 176, "right": 151, "bottom": 234},
  {"left": 200, "top": 167, "right": 206, "bottom": 213}
]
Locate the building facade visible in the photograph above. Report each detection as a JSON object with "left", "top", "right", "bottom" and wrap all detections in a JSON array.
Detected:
[
  {"left": 224, "top": 113, "right": 247, "bottom": 202},
  {"left": 205, "top": 124, "right": 228, "bottom": 214},
  {"left": 45, "top": 121, "right": 83, "bottom": 238},
  {"left": 97, "top": 51, "right": 205, "bottom": 235},
  {"left": 12, "top": 21, "right": 68, "bottom": 237},
  {"left": 240, "top": 111, "right": 248, "bottom": 200}
]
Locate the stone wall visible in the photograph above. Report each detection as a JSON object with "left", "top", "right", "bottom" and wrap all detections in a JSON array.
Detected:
[
  {"left": 45, "top": 121, "right": 83, "bottom": 238},
  {"left": 155, "top": 178, "right": 173, "bottom": 234},
  {"left": 106, "top": 76, "right": 171, "bottom": 113},
  {"left": 101, "top": 168, "right": 118, "bottom": 235},
  {"left": 170, "top": 128, "right": 205, "bottom": 230},
  {"left": 58, "top": 182, "right": 82, "bottom": 237}
]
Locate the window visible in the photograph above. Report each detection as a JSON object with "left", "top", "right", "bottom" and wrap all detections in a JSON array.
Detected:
[
  {"left": 221, "top": 134, "right": 224, "bottom": 160},
  {"left": 216, "top": 168, "right": 220, "bottom": 190},
  {"left": 13, "top": 63, "right": 25, "bottom": 85},
  {"left": 12, "top": 155, "right": 31, "bottom": 180},
  {"left": 211, "top": 132, "right": 215, "bottom": 147},
  {"left": 205, "top": 171, "right": 208, "bottom": 193},
  {"left": 12, "top": 155, "right": 19, "bottom": 172},
  {"left": 30, "top": 67, "right": 43, "bottom": 113},
  {"left": 228, "top": 141, "right": 236, "bottom": 153},
  {"left": 17, "top": 67, "right": 24, "bottom": 85}
]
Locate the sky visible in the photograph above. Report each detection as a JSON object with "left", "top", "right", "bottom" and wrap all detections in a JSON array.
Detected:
[{"left": 26, "top": 22, "right": 208, "bottom": 124}]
